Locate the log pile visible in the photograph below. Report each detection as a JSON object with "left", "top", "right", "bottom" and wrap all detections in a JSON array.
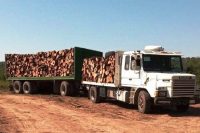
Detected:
[
  {"left": 82, "top": 53, "right": 115, "bottom": 83},
  {"left": 6, "top": 48, "right": 74, "bottom": 77}
]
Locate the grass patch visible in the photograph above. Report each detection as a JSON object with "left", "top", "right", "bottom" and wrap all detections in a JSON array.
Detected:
[
  {"left": 0, "top": 80, "right": 9, "bottom": 91},
  {"left": 0, "top": 62, "right": 9, "bottom": 92}
]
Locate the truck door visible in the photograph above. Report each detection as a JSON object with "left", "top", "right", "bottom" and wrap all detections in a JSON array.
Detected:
[{"left": 121, "top": 54, "right": 141, "bottom": 87}]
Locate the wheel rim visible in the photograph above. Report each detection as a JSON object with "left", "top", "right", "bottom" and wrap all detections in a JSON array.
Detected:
[
  {"left": 138, "top": 94, "right": 144, "bottom": 109},
  {"left": 61, "top": 85, "right": 66, "bottom": 95},
  {"left": 90, "top": 89, "right": 95, "bottom": 101},
  {"left": 14, "top": 84, "right": 20, "bottom": 92},
  {"left": 24, "top": 84, "right": 29, "bottom": 93}
]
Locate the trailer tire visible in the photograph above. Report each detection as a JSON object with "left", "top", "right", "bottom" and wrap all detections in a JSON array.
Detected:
[
  {"left": 13, "top": 81, "right": 23, "bottom": 94},
  {"left": 23, "top": 81, "right": 36, "bottom": 94},
  {"left": 89, "top": 86, "right": 100, "bottom": 103},
  {"left": 60, "top": 81, "right": 71, "bottom": 96},
  {"left": 138, "top": 90, "right": 152, "bottom": 114},
  {"left": 176, "top": 104, "right": 189, "bottom": 113}
]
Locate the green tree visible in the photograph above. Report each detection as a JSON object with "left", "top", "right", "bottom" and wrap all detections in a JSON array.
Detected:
[
  {"left": 183, "top": 57, "right": 200, "bottom": 85},
  {"left": 0, "top": 62, "right": 5, "bottom": 80}
]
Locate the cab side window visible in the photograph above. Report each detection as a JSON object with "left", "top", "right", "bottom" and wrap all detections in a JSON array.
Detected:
[
  {"left": 124, "top": 55, "right": 130, "bottom": 70},
  {"left": 130, "top": 56, "right": 136, "bottom": 70}
]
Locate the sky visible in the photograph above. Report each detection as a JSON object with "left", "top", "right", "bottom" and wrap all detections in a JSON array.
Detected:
[{"left": 0, "top": 0, "right": 200, "bottom": 61}]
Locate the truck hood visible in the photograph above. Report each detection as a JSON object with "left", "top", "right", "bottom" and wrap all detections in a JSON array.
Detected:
[
  {"left": 144, "top": 72, "right": 196, "bottom": 98},
  {"left": 146, "top": 72, "right": 196, "bottom": 80}
]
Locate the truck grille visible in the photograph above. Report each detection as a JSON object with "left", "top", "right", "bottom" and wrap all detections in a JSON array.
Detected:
[{"left": 172, "top": 79, "right": 195, "bottom": 97}]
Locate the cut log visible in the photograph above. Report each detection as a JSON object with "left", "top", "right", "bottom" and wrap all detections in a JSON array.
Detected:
[
  {"left": 5, "top": 48, "right": 75, "bottom": 77},
  {"left": 82, "top": 53, "right": 115, "bottom": 83}
]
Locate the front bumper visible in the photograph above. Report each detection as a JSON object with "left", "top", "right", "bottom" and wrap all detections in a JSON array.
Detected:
[{"left": 154, "top": 97, "right": 198, "bottom": 105}]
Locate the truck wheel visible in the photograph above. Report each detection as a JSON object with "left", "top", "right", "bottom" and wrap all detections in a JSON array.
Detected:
[
  {"left": 176, "top": 104, "right": 189, "bottom": 113},
  {"left": 60, "top": 81, "right": 71, "bottom": 96},
  {"left": 13, "top": 81, "right": 23, "bottom": 94},
  {"left": 138, "top": 90, "right": 152, "bottom": 114},
  {"left": 89, "top": 86, "right": 100, "bottom": 103},
  {"left": 23, "top": 81, "right": 36, "bottom": 94}
]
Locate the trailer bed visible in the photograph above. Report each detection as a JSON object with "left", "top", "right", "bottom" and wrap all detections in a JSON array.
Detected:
[
  {"left": 6, "top": 47, "right": 103, "bottom": 81},
  {"left": 82, "top": 81, "right": 116, "bottom": 87},
  {"left": 7, "top": 76, "right": 75, "bottom": 81}
]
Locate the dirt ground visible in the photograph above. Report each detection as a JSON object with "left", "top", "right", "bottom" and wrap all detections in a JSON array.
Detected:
[{"left": 0, "top": 91, "right": 200, "bottom": 133}]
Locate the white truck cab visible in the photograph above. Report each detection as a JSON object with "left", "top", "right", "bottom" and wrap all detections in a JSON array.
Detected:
[
  {"left": 84, "top": 46, "right": 199, "bottom": 113},
  {"left": 120, "top": 46, "right": 197, "bottom": 113}
]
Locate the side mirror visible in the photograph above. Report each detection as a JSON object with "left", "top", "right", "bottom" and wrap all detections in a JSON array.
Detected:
[{"left": 136, "top": 58, "right": 141, "bottom": 70}]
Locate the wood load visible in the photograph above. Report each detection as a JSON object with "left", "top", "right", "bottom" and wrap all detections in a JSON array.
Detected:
[
  {"left": 5, "top": 48, "right": 74, "bottom": 77},
  {"left": 82, "top": 53, "right": 115, "bottom": 83}
]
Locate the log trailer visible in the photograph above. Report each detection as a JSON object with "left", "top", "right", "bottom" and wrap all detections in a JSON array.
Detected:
[{"left": 6, "top": 46, "right": 200, "bottom": 113}]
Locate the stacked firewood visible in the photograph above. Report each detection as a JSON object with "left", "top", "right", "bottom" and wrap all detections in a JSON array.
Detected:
[
  {"left": 82, "top": 53, "right": 115, "bottom": 83},
  {"left": 6, "top": 48, "right": 74, "bottom": 77}
]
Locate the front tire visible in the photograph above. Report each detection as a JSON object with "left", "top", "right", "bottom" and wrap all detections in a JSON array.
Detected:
[
  {"left": 138, "top": 90, "right": 152, "bottom": 114},
  {"left": 89, "top": 86, "right": 100, "bottom": 103}
]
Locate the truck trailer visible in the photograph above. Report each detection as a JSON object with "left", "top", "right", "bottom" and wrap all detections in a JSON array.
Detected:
[{"left": 5, "top": 46, "right": 200, "bottom": 113}]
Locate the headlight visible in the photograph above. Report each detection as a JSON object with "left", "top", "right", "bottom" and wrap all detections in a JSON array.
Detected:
[
  {"left": 157, "top": 87, "right": 167, "bottom": 91},
  {"left": 155, "top": 87, "right": 168, "bottom": 97},
  {"left": 155, "top": 91, "right": 167, "bottom": 97},
  {"left": 162, "top": 79, "right": 171, "bottom": 82}
]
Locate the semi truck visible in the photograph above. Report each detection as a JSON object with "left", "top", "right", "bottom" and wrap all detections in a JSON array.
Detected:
[{"left": 5, "top": 46, "right": 200, "bottom": 113}]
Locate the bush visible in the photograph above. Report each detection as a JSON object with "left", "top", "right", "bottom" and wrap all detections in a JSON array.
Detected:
[
  {"left": 183, "top": 57, "right": 200, "bottom": 85},
  {"left": 0, "top": 62, "right": 6, "bottom": 80},
  {"left": 0, "top": 62, "right": 8, "bottom": 90}
]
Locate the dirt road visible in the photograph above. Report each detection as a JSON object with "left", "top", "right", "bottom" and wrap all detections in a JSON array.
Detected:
[{"left": 0, "top": 93, "right": 200, "bottom": 133}]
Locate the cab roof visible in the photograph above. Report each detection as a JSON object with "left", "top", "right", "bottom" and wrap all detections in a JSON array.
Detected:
[
  {"left": 124, "top": 45, "right": 182, "bottom": 56},
  {"left": 123, "top": 50, "right": 182, "bottom": 56}
]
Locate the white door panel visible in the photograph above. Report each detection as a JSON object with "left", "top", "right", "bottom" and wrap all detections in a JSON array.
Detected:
[{"left": 121, "top": 54, "right": 141, "bottom": 87}]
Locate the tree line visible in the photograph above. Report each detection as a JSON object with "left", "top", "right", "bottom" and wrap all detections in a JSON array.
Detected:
[
  {"left": 183, "top": 57, "right": 200, "bottom": 85},
  {"left": 0, "top": 62, "right": 5, "bottom": 80}
]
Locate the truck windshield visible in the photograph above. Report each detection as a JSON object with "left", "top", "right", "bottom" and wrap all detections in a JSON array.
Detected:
[{"left": 142, "top": 54, "right": 183, "bottom": 72}]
